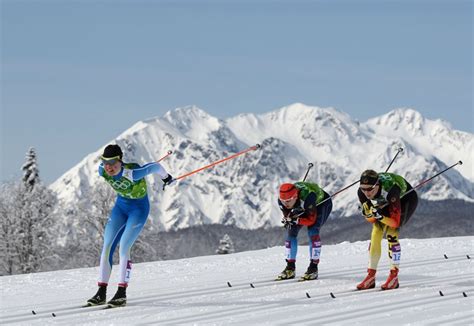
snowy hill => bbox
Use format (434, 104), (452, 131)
(1, 236), (473, 325)
(49, 104), (473, 231)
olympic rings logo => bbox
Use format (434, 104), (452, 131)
(110, 179), (132, 190)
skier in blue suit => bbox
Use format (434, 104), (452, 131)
(87, 144), (175, 307)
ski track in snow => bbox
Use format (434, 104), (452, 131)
(1, 237), (473, 325)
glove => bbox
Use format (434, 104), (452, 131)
(361, 202), (380, 219)
(162, 174), (176, 190)
(288, 207), (305, 219)
(281, 216), (298, 228)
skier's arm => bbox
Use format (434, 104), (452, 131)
(98, 163), (105, 177)
(298, 192), (317, 226)
(358, 188), (377, 224)
(131, 162), (169, 181)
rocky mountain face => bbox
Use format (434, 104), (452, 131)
(50, 104), (473, 232)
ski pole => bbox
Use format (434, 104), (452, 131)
(376, 160), (463, 209)
(409, 160), (463, 192)
(175, 144), (261, 181)
(157, 150), (173, 163)
(316, 147), (405, 207)
(402, 160), (463, 199)
(363, 147), (405, 191)
(384, 147), (403, 173)
(316, 180), (360, 207)
(302, 163), (314, 182)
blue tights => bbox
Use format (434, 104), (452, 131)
(98, 196), (150, 286)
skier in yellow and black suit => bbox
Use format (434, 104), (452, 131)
(356, 170), (418, 290)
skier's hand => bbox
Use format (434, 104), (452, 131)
(361, 202), (378, 219)
(373, 214), (383, 221)
(288, 207), (305, 219)
(162, 174), (176, 191)
(281, 216), (298, 228)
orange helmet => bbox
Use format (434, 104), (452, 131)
(279, 183), (299, 201)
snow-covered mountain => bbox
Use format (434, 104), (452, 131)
(1, 236), (473, 325)
(50, 104), (473, 231)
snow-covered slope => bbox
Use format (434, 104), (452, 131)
(50, 104), (473, 231)
(1, 236), (473, 325)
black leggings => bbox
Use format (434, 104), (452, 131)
(400, 190), (418, 226)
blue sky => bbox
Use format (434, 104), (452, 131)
(1, 0), (472, 184)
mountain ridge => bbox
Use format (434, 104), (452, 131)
(50, 104), (473, 231)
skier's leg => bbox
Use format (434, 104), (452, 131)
(356, 222), (384, 290)
(276, 224), (302, 279)
(308, 199), (332, 264)
(307, 230), (321, 263)
(116, 200), (150, 287)
(386, 227), (401, 270)
(300, 226), (320, 280)
(98, 204), (127, 285)
(368, 222), (384, 270)
(285, 224), (302, 262)
(88, 205), (126, 305)
(106, 201), (149, 307)
(382, 226), (401, 290)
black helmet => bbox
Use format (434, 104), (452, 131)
(101, 144), (123, 161)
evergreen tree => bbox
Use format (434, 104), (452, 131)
(22, 148), (40, 191)
(216, 234), (235, 254)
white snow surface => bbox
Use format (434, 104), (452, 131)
(1, 236), (473, 325)
(50, 104), (474, 231)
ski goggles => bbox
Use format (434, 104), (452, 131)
(280, 195), (298, 203)
(360, 184), (378, 192)
(101, 155), (121, 165)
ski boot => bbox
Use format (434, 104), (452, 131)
(86, 284), (107, 306)
(381, 268), (399, 290)
(299, 261), (318, 281)
(276, 260), (295, 280)
(356, 268), (376, 290)
(107, 286), (127, 308)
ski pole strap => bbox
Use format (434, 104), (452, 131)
(157, 150), (173, 163)
(302, 163), (314, 182)
(384, 147), (403, 173)
(175, 144), (261, 181)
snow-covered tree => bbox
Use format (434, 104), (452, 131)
(75, 182), (115, 264)
(216, 234), (235, 254)
(22, 148), (40, 191)
(0, 182), (21, 275)
(0, 148), (57, 275)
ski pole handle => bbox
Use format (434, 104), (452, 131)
(157, 150), (173, 163)
(302, 163), (314, 182)
(175, 144), (261, 181)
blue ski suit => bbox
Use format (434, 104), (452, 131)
(97, 162), (169, 287)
